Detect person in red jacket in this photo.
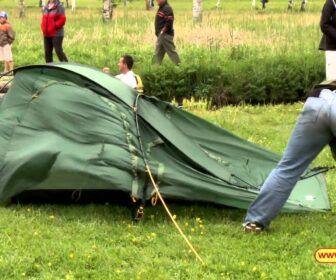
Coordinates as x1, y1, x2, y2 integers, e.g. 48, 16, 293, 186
41, 0, 68, 63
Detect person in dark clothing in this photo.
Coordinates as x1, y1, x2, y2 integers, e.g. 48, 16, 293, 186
41, 0, 68, 63
154, 0, 180, 65
319, 0, 336, 80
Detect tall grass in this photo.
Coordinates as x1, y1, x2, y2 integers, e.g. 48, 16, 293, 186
2, 0, 328, 102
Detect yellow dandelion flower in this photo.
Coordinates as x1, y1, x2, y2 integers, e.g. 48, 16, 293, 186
92, 244, 96, 249
191, 228, 195, 232
240, 261, 245, 266
69, 253, 74, 259
172, 215, 177, 220
49, 215, 55, 220
65, 274, 73, 280
199, 224, 204, 229
201, 231, 204, 235
150, 232, 156, 238
48, 262, 52, 267
21, 272, 26, 276
252, 266, 257, 272
185, 222, 189, 227
34, 231, 38, 236
26, 208, 31, 212
261, 272, 267, 278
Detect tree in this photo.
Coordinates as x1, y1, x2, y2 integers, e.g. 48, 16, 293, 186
300, 0, 307, 11
72, 0, 76, 11
20, 0, 25, 17
193, 0, 203, 23
216, 0, 221, 9
103, 0, 113, 21
145, 0, 154, 10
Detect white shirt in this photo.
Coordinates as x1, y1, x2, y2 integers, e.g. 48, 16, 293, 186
115, 70, 137, 89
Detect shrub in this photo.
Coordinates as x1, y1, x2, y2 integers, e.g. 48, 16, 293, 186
140, 53, 325, 106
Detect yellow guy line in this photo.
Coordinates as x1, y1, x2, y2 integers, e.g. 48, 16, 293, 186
145, 164, 205, 265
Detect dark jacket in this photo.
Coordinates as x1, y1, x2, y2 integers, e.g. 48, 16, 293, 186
319, 0, 336, 50
41, 0, 66, 37
0, 22, 15, 47
155, 1, 174, 37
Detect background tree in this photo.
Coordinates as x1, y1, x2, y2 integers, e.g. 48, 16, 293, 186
216, 0, 221, 9
20, 0, 25, 17
103, 0, 113, 21
145, 0, 154, 10
193, 0, 203, 23
72, 0, 76, 11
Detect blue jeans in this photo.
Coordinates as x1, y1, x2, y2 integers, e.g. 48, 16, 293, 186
244, 89, 336, 228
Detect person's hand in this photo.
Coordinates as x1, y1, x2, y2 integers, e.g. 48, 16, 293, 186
160, 27, 167, 35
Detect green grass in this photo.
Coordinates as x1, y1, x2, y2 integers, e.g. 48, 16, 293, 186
0, 0, 328, 70
1, 0, 328, 102
1, 103, 336, 279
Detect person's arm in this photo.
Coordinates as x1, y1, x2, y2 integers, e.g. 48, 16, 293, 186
160, 6, 173, 34
55, 5, 66, 29
320, 0, 336, 41
7, 26, 15, 44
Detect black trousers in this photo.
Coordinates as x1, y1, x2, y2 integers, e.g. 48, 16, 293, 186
44, 36, 68, 63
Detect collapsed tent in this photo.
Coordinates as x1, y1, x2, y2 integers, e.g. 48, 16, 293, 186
0, 64, 331, 211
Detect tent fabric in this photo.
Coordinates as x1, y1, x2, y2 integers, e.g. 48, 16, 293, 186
0, 63, 331, 211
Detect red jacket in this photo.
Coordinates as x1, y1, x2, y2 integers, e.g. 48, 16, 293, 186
41, 1, 66, 37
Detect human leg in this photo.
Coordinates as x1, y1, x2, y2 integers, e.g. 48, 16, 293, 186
44, 37, 53, 63
155, 36, 166, 65
244, 98, 332, 228
160, 33, 181, 65
52, 37, 68, 62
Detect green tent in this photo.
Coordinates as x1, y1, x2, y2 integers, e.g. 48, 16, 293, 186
0, 64, 330, 211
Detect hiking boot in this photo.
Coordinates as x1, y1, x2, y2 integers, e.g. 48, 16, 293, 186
244, 222, 264, 233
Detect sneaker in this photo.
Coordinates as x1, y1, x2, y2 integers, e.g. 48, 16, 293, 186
244, 222, 264, 233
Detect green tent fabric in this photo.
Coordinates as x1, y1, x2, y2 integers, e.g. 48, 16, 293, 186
0, 64, 331, 211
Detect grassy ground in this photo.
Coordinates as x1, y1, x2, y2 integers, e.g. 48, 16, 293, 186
1, 0, 327, 71
1, 103, 336, 279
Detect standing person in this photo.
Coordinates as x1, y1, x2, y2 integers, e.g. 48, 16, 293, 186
0, 11, 15, 73
319, 0, 336, 81
154, 0, 180, 65
243, 86, 336, 233
41, 0, 68, 63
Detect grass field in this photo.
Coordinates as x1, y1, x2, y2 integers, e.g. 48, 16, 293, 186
1, 0, 336, 279
0, 0, 328, 102
0, 0, 327, 69
1, 103, 336, 279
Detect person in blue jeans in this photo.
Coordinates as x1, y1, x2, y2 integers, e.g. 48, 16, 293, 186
244, 87, 336, 233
